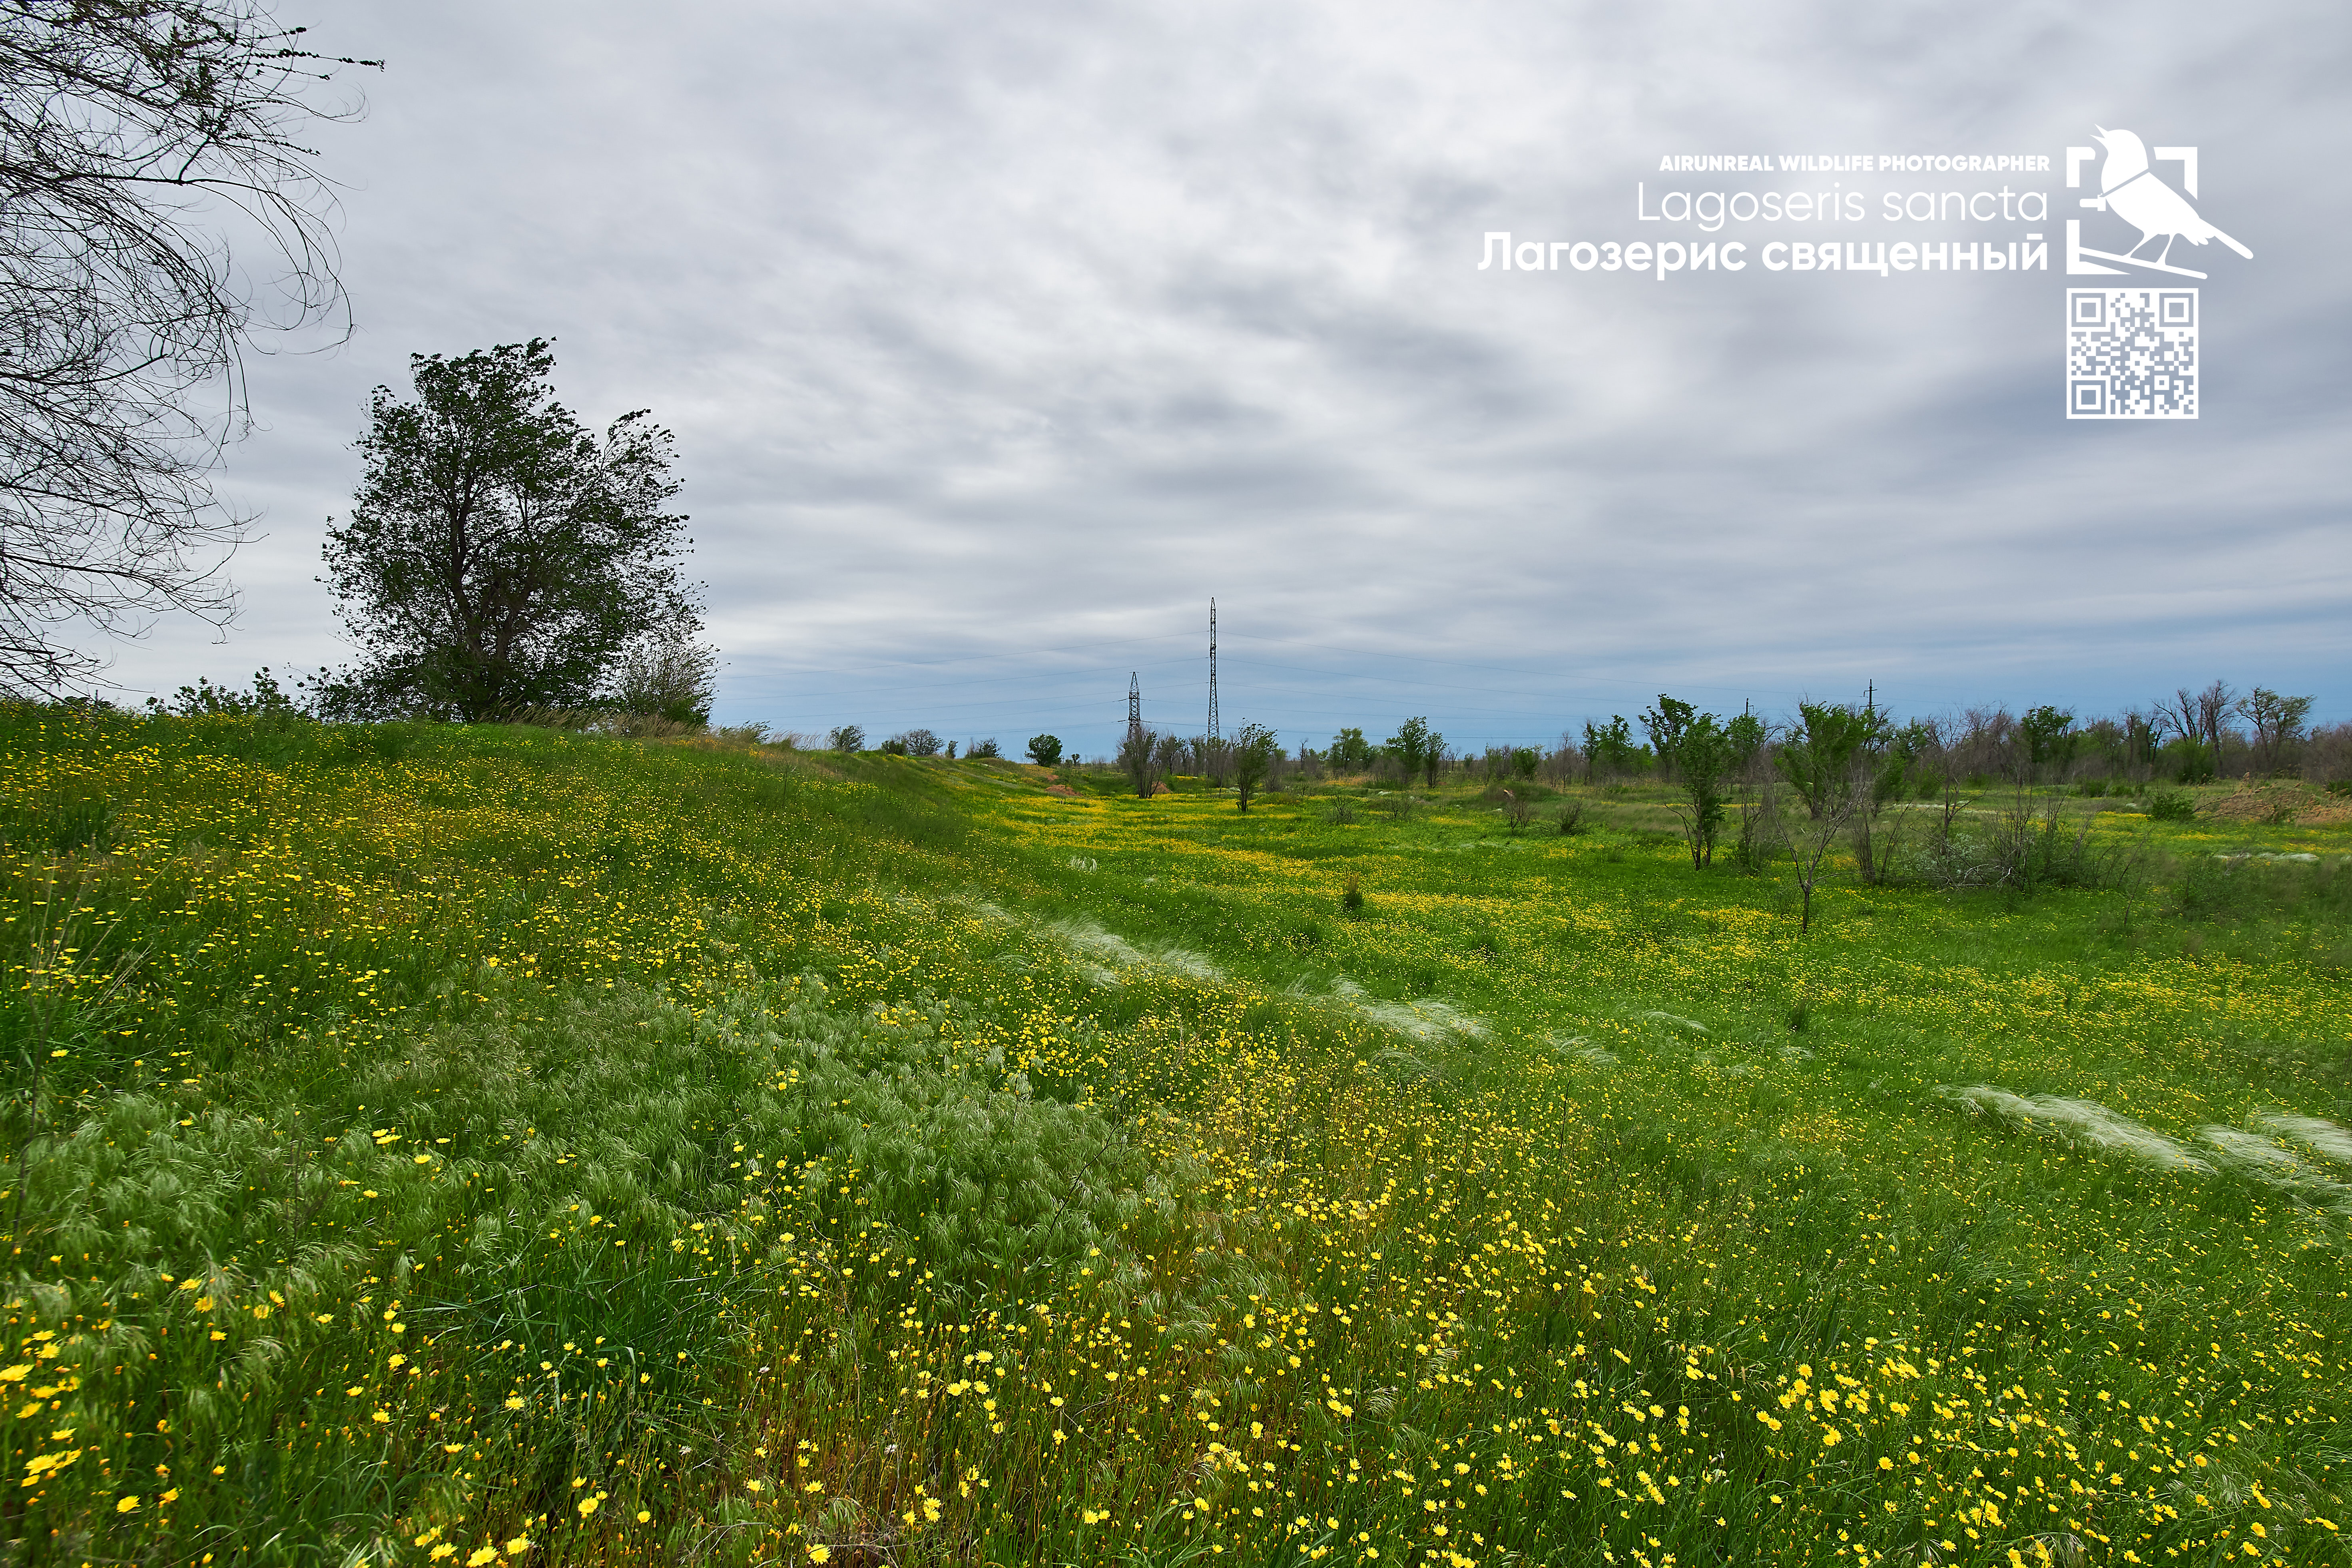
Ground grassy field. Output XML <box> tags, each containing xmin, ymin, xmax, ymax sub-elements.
<box><xmin>4</xmin><ymin>707</ymin><xmax>2350</xmax><ymax>1568</ymax></box>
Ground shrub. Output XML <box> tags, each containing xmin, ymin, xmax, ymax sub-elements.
<box><xmin>1730</xmin><ymin>801</ymin><xmax>1771</xmax><ymax>871</ymax></box>
<box><xmin>610</xmin><ymin>628</ymin><xmax>718</xmax><ymax>726</ymax></box>
<box><xmin>2076</xmin><ymin>778</ymin><xmax>2110</xmax><ymax>798</ymax></box>
<box><xmin>2008</xmin><ymin>813</ymin><xmax>2108</xmax><ymax>889</ymax></box>
<box><xmin>153</xmin><ymin>668</ymin><xmax>305</xmax><ymax>718</ymax></box>
<box><xmin>1027</xmin><ymin>734</ymin><xmax>1063</xmax><ymax>767</ymax></box>
<box><xmin>1556</xmin><ymin>801</ymin><xmax>1588</xmax><ymax>836</ymax></box>
<box><xmin>891</xmin><ymin>728</ymin><xmax>942</xmax><ymax>757</ymax></box>
<box><xmin>967</xmin><ymin>738</ymin><xmax>1001</xmax><ymax>759</ymax></box>
<box><xmin>2147</xmin><ymin>789</ymin><xmax>2197</xmax><ymax>821</ymax></box>
<box><xmin>828</xmin><ymin>724</ymin><xmax>865</xmax><ymax>753</ymax></box>
<box><xmin>2161</xmin><ymin>738</ymin><xmax>2215</xmax><ymax>784</ymax></box>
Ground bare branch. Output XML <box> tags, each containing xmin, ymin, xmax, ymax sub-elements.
<box><xmin>0</xmin><ymin>0</ymin><xmax>376</xmax><ymax>694</ymax></box>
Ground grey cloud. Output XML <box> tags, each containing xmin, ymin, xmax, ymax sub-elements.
<box><xmin>70</xmin><ymin>0</ymin><xmax>2351</xmax><ymax>752</ymax></box>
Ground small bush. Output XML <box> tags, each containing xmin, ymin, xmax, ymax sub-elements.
<box><xmin>1556</xmin><ymin>801</ymin><xmax>1588</xmax><ymax>836</ymax></box>
<box><xmin>967</xmin><ymin>738</ymin><xmax>1001</xmax><ymax>759</ymax></box>
<box><xmin>2148</xmin><ymin>790</ymin><xmax>2197</xmax><ymax>821</ymax></box>
<box><xmin>2076</xmin><ymin>778</ymin><xmax>2109</xmax><ymax>798</ymax></box>
<box><xmin>1730</xmin><ymin>802</ymin><xmax>1772</xmax><ymax>872</ymax></box>
<box><xmin>828</xmin><ymin>724</ymin><xmax>865</xmax><ymax>753</ymax></box>
<box><xmin>891</xmin><ymin>729</ymin><xmax>942</xmax><ymax>757</ymax></box>
<box><xmin>153</xmin><ymin>667</ymin><xmax>305</xmax><ymax>718</ymax></box>
<box><xmin>1326</xmin><ymin>799</ymin><xmax>1359</xmax><ymax>825</ymax></box>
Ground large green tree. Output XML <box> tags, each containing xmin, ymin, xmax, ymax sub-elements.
<box><xmin>1230</xmin><ymin>721</ymin><xmax>1279</xmax><ymax>811</ymax></box>
<box><xmin>2018</xmin><ymin>704</ymin><xmax>2077</xmax><ymax>780</ymax></box>
<box><xmin>2238</xmin><ymin>688</ymin><xmax>2312</xmax><ymax>776</ymax></box>
<box><xmin>1582</xmin><ymin>715</ymin><xmax>1645</xmax><ymax>778</ymax></box>
<box><xmin>1648</xmin><ymin>694</ymin><xmax>1733</xmax><ymax>869</ymax></box>
<box><xmin>1640</xmin><ymin>695</ymin><xmax>1697</xmax><ymax>778</ymax></box>
<box><xmin>1775</xmin><ymin>700</ymin><xmax>1885</xmax><ymax>819</ymax></box>
<box><xmin>1385</xmin><ymin>716</ymin><xmax>1444</xmax><ymax>787</ymax></box>
<box><xmin>1768</xmin><ymin>701</ymin><xmax>1889</xmax><ymax>930</ymax></box>
<box><xmin>320</xmin><ymin>340</ymin><xmax>701</xmax><ymax>720</ymax></box>
<box><xmin>1328</xmin><ymin>727</ymin><xmax>1375</xmax><ymax>771</ymax></box>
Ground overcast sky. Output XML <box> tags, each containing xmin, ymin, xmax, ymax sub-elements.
<box><xmin>82</xmin><ymin>0</ymin><xmax>2351</xmax><ymax>754</ymax></box>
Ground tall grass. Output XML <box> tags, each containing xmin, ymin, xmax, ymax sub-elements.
<box><xmin>4</xmin><ymin>707</ymin><xmax>2350</xmax><ymax>1566</ymax></box>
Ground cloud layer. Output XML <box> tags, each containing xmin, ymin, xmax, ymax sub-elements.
<box><xmin>81</xmin><ymin>0</ymin><xmax>2352</xmax><ymax>751</ymax></box>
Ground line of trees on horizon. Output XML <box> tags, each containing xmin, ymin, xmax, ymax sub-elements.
<box><xmin>1262</xmin><ymin>680</ymin><xmax>2337</xmax><ymax>794</ymax></box>
<box><xmin>78</xmin><ymin>676</ymin><xmax>2345</xmax><ymax>822</ymax></box>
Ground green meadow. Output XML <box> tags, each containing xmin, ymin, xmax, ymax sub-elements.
<box><xmin>4</xmin><ymin>706</ymin><xmax>2349</xmax><ymax>1568</ymax></box>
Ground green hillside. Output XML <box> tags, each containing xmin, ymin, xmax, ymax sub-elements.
<box><xmin>4</xmin><ymin>707</ymin><xmax>2348</xmax><ymax>1567</ymax></box>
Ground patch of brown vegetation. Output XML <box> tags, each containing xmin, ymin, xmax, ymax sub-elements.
<box><xmin>2205</xmin><ymin>781</ymin><xmax>2352</xmax><ymax>827</ymax></box>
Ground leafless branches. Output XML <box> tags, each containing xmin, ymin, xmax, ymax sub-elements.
<box><xmin>0</xmin><ymin>0</ymin><xmax>375</xmax><ymax>693</ymax></box>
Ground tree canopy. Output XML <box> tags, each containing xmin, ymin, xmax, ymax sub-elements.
<box><xmin>1230</xmin><ymin>721</ymin><xmax>1279</xmax><ymax>811</ymax></box>
<box><xmin>320</xmin><ymin>340</ymin><xmax>702</xmax><ymax>721</ymax></box>
<box><xmin>1775</xmin><ymin>700</ymin><xmax>1886</xmax><ymax>819</ymax></box>
<box><xmin>1647</xmin><ymin>694</ymin><xmax>1734</xmax><ymax>868</ymax></box>
<box><xmin>1385</xmin><ymin>716</ymin><xmax>1443</xmax><ymax>786</ymax></box>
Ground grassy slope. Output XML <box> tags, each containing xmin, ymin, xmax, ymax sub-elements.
<box><xmin>4</xmin><ymin>710</ymin><xmax>2349</xmax><ymax>1568</ymax></box>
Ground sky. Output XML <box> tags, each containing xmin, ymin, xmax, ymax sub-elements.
<box><xmin>68</xmin><ymin>0</ymin><xmax>2352</xmax><ymax>757</ymax></box>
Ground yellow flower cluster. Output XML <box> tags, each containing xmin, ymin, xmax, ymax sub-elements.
<box><xmin>1</xmin><ymin>714</ymin><xmax>2344</xmax><ymax>1566</ymax></box>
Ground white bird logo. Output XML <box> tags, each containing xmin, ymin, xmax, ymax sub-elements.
<box><xmin>2080</xmin><ymin>127</ymin><xmax>2251</xmax><ymax>271</ymax></box>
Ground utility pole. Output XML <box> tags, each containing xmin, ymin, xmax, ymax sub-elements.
<box><xmin>1206</xmin><ymin>599</ymin><xmax>1220</xmax><ymax>742</ymax></box>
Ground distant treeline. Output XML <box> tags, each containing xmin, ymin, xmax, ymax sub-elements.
<box><xmin>1062</xmin><ymin>681</ymin><xmax>2337</xmax><ymax>793</ymax></box>
<box><xmin>134</xmin><ymin>672</ymin><xmax>2339</xmax><ymax>793</ymax></box>
<box><xmin>703</xmin><ymin>683</ymin><xmax>2344</xmax><ymax>797</ymax></box>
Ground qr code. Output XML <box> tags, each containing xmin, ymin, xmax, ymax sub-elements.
<box><xmin>2066</xmin><ymin>289</ymin><xmax>2196</xmax><ymax>418</ymax></box>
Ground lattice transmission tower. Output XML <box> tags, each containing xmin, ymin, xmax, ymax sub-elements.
<box><xmin>1126</xmin><ymin>671</ymin><xmax>1144</xmax><ymax>753</ymax></box>
<box><xmin>1206</xmin><ymin>599</ymin><xmax>1220</xmax><ymax>741</ymax></box>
